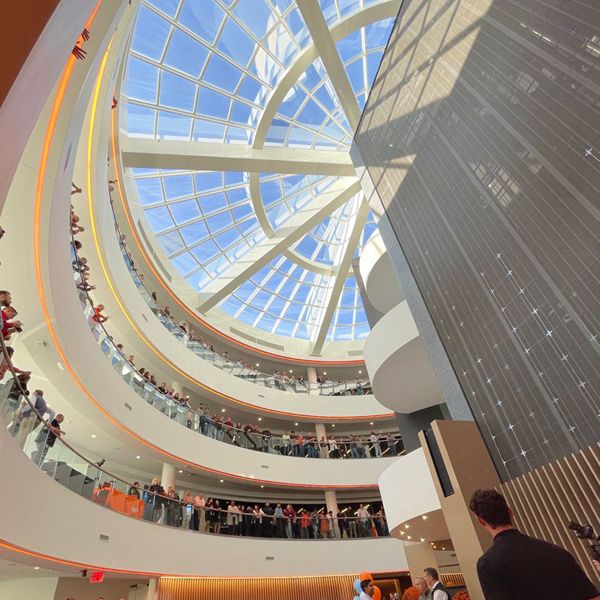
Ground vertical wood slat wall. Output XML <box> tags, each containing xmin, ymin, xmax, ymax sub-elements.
<box><xmin>157</xmin><ymin>574</ymin><xmax>356</xmax><ymax>600</ymax></box>
<box><xmin>498</xmin><ymin>444</ymin><xmax>600</xmax><ymax>585</ymax></box>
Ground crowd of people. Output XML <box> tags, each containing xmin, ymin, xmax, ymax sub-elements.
<box><xmin>69</xmin><ymin>198</ymin><xmax>402</xmax><ymax>460</ymax></box>
<box><xmin>101</xmin><ymin>479</ymin><xmax>388</xmax><ymax>540</ymax></box>
<box><xmin>112</xmin><ymin>218</ymin><xmax>369</xmax><ymax>397</ymax></box>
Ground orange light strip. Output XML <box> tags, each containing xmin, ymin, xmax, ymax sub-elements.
<box><xmin>109</xmin><ymin>95</ymin><xmax>363</xmax><ymax>366</ymax></box>
<box><xmin>29</xmin><ymin>32</ymin><xmax>374</xmax><ymax>489</ymax></box>
<box><xmin>0</xmin><ymin>538</ymin><xmax>397</xmax><ymax>579</ymax></box>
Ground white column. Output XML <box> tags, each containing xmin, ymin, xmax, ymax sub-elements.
<box><xmin>161</xmin><ymin>462</ymin><xmax>176</xmax><ymax>491</ymax></box>
<box><xmin>307</xmin><ymin>366</ymin><xmax>318</xmax><ymax>395</ymax></box>
<box><xmin>315</xmin><ymin>423</ymin><xmax>326</xmax><ymax>439</ymax></box>
<box><xmin>325</xmin><ymin>490</ymin><xmax>341</xmax><ymax>539</ymax></box>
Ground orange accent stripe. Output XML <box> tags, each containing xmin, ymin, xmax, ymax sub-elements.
<box><xmin>0</xmin><ymin>538</ymin><xmax>398</xmax><ymax>579</ymax></box>
<box><xmin>110</xmin><ymin>99</ymin><xmax>364</xmax><ymax>366</ymax></box>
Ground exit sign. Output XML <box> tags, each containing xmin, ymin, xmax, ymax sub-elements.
<box><xmin>90</xmin><ymin>571</ymin><xmax>105</xmax><ymax>583</ymax></box>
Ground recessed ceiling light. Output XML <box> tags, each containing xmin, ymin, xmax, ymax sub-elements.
<box><xmin>260</xmin><ymin>485</ymin><xmax>264</xmax><ymax>488</ymax></box>
<box><xmin>358</xmin><ymin>370</ymin><xmax>362</xmax><ymax>374</ymax></box>
<box><xmin>407</xmin><ymin>535</ymin><xmax>412</xmax><ymax>540</ymax></box>
<box><xmin>442</xmin><ymin>547</ymin><xmax>446</xmax><ymax>551</ymax></box>
<box><xmin>422</xmin><ymin>515</ymin><xmax>428</xmax><ymax>520</ymax></box>
<box><xmin>178</xmin><ymin>470</ymin><xmax>183</xmax><ymax>474</ymax></box>
<box><xmin>34</xmin><ymin>567</ymin><xmax>40</xmax><ymax>570</ymax></box>
<box><xmin>135</xmin><ymin>455</ymin><xmax>141</xmax><ymax>459</ymax></box>
<box><xmin>289</xmin><ymin>369</ymin><xmax>293</xmax><ymax>373</ymax></box>
<box><xmin>370</xmin><ymin>422</ymin><xmax>374</xmax><ymax>425</ymax></box>
<box><xmin>256</xmin><ymin>363</ymin><xmax>259</xmax><ymax>367</ymax></box>
<box><xmin>323</xmin><ymin>372</ymin><xmax>326</xmax><ymax>375</ymax></box>
<box><xmin>258</xmin><ymin>417</ymin><xmax>262</xmax><ymax>421</ymax></box>
<box><xmin>294</xmin><ymin>422</ymin><xmax>298</xmax><ymax>426</ymax></box>
<box><xmin>220</xmin><ymin>479</ymin><xmax>224</xmax><ymax>483</ymax></box>
<box><xmin>221</xmin><ymin>408</ymin><xmax>226</xmax><ymax>413</ymax></box>
<box><xmin>91</xmin><ymin>434</ymin><xmax>96</xmax><ymax>438</ymax></box>
<box><xmin>404</xmin><ymin>524</ymin><xmax>410</xmax><ymax>529</ymax></box>
<box><xmin>420</xmin><ymin>538</ymin><xmax>425</xmax><ymax>542</ymax></box>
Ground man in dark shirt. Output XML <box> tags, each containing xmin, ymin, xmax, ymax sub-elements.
<box><xmin>469</xmin><ymin>489</ymin><xmax>599</xmax><ymax>599</ymax></box>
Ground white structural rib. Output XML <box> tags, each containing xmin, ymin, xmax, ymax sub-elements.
<box><xmin>311</xmin><ymin>199</ymin><xmax>370</xmax><ymax>355</ymax></box>
<box><xmin>197</xmin><ymin>178</ymin><xmax>362</xmax><ymax>313</ymax></box>
<box><xmin>296</xmin><ymin>0</ymin><xmax>362</xmax><ymax>131</ymax></box>
<box><xmin>121</xmin><ymin>138</ymin><xmax>355</xmax><ymax>176</ymax></box>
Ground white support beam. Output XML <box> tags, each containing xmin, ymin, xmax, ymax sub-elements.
<box><xmin>296</xmin><ymin>0</ymin><xmax>362</xmax><ymax>131</ymax></box>
<box><xmin>197</xmin><ymin>178</ymin><xmax>362</xmax><ymax>312</ymax></box>
<box><xmin>253</xmin><ymin>0</ymin><xmax>402</xmax><ymax>148</ymax></box>
<box><xmin>310</xmin><ymin>199</ymin><xmax>370</xmax><ymax>355</ymax></box>
<box><xmin>121</xmin><ymin>138</ymin><xmax>356</xmax><ymax>176</ymax></box>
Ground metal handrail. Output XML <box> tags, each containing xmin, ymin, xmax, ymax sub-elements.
<box><xmin>72</xmin><ymin>242</ymin><xmax>402</xmax><ymax>459</ymax></box>
<box><xmin>1</xmin><ymin>333</ymin><xmax>389</xmax><ymax>537</ymax></box>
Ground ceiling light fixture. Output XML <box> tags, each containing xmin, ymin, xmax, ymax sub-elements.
<box><xmin>370</xmin><ymin>422</ymin><xmax>374</xmax><ymax>425</ymax></box>
<box><xmin>178</xmin><ymin>469</ymin><xmax>183</xmax><ymax>474</ymax></box>
<box><xmin>258</xmin><ymin>417</ymin><xmax>262</xmax><ymax>421</ymax></box>
<box><xmin>91</xmin><ymin>434</ymin><xmax>96</xmax><ymax>438</ymax></box>
<box><xmin>294</xmin><ymin>422</ymin><xmax>298</xmax><ymax>426</ymax></box>
<box><xmin>135</xmin><ymin>455</ymin><xmax>141</xmax><ymax>459</ymax></box>
<box><xmin>221</xmin><ymin>408</ymin><xmax>226</xmax><ymax>413</ymax></box>
<box><xmin>220</xmin><ymin>479</ymin><xmax>224</xmax><ymax>483</ymax></box>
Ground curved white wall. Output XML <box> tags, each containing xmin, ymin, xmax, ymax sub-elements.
<box><xmin>360</xmin><ymin>231</ymin><xmax>404</xmax><ymax>313</ymax></box>
<box><xmin>0</xmin><ymin>425</ymin><xmax>407</xmax><ymax>577</ymax></box>
<box><xmin>378</xmin><ymin>449</ymin><xmax>440</xmax><ymax>535</ymax></box>
<box><xmin>365</xmin><ymin>302</ymin><xmax>443</xmax><ymax>413</ymax></box>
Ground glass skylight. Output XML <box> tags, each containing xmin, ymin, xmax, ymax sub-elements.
<box><xmin>122</xmin><ymin>0</ymin><xmax>396</xmax><ymax>347</ymax></box>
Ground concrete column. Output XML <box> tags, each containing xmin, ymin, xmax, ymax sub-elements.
<box><xmin>315</xmin><ymin>423</ymin><xmax>326</xmax><ymax>439</ymax></box>
<box><xmin>419</xmin><ymin>420</ymin><xmax>501</xmax><ymax>600</ymax></box>
<box><xmin>161</xmin><ymin>462</ymin><xmax>176</xmax><ymax>491</ymax></box>
<box><xmin>307</xmin><ymin>366</ymin><xmax>318</xmax><ymax>395</ymax></box>
<box><xmin>404</xmin><ymin>542</ymin><xmax>438</xmax><ymax>583</ymax></box>
<box><xmin>325</xmin><ymin>490</ymin><xmax>341</xmax><ymax>539</ymax></box>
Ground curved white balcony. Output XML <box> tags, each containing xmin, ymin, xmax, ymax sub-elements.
<box><xmin>359</xmin><ymin>230</ymin><xmax>404</xmax><ymax>313</ymax></box>
<box><xmin>0</xmin><ymin>422</ymin><xmax>408</xmax><ymax>577</ymax></box>
<box><xmin>378</xmin><ymin>449</ymin><xmax>448</xmax><ymax>541</ymax></box>
<box><xmin>364</xmin><ymin>302</ymin><xmax>443</xmax><ymax>413</ymax></box>
<box><xmin>80</xmin><ymin>192</ymin><xmax>391</xmax><ymax>420</ymax></box>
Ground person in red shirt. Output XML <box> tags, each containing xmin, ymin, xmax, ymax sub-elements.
<box><xmin>299</xmin><ymin>510</ymin><xmax>311</xmax><ymax>538</ymax></box>
<box><xmin>92</xmin><ymin>304</ymin><xmax>109</xmax><ymax>323</ymax></box>
<box><xmin>1</xmin><ymin>306</ymin><xmax>22</xmax><ymax>340</ymax></box>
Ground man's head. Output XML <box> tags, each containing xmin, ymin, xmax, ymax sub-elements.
<box><xmin>361</xmin><ymin>579</ymin><xmax>374</xmax><ymax>596</ymax></box>
<box><xmin>55</xmin><ymin>414</ymin><xmax>64</xmax><ymax>424</ymax></box>
<box><xmin>0</xmin><ymin>290</ymin><xmax>11</xmax><ymax>307</ymax></box>
<box><xmin>469</xmin><ymin>489</ymin><xmax>513</xmax><ymax>534</ymax></box>
<box><xmin>34</xmin><ymin>389</ymin><xmax>43</xmax><ymax>397</ymax></box>
<box><xmin>423</xmin><ymin>567</ymin><xmax>439</xmax><ymax>588</ymax></box>
<box><xmin>414</xmin><ymin>577</ymin><xmax>428</xmax><ymax>595</ymax></box>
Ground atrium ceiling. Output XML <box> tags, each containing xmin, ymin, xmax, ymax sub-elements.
<box><xmin>120</xmin><ymin>0</ymin><xmax>399</xmax><ymax>355</ymax></box>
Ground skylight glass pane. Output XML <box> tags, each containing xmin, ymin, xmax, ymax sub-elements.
<box><xmin>122</xmin><ymin>4</ymin><xmax>392</xmax><ymax>346</ymax></box>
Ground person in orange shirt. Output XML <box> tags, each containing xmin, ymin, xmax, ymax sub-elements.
<box><xmin>299</xmin><ymin>510</ymin><xmax>311</xmax><ymax>538</ymax></box>
<box><xmin>319</xmin><ymin>512</ymin><xmax>330</xmax><ymax>539</ymax></box>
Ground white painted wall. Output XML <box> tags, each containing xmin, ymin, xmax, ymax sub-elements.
<box><xmin>365</xmin><ymin>302</ymin><xmax>443</xmax><ymax>413</ymax></box>
<box><xmin>378</xmin><ymin>449</ymin><xmax>440</xmax><ymax>533</ymax></box>
<box><xmin>360</xmin><ymin>231</ymin><xmax>404</xmax><ymax>313</ymax></box>
<box><xmin>0</xmin><ymin>425</ymin><xmax>409</xmax><ymax>577</ymax></box>
<box><xmin>0</xmin><ymin>577</ymin><xmax>58</xmax><ymax>600</ymax></box>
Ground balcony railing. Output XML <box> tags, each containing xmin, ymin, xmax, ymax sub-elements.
<box><xmin>108</xmin><ymin>202</ymin><xmax>369</xmax><ymax>397</ymax></box>
<box><xmin>0</xmin><ymin>334</ymin><xmax>389</xmax><ymax>540</ymax></box>
<box><xmin>72</xmin><ymin>243</ymin><xmax>403</xmax><ymax>460</ymax></box>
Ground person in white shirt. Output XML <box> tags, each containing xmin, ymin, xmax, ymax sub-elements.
<box><xmin>424</xmin><ymin>567</ymin><xmax>449</xmax><ymax>600</ymax></box>
<box><xmin>356</xmin><ymin>504</ymin><xmax>371</xmax><ymax>537</ymax></box>
<box><xmin>360</xmin><ymin>579</ymin><xmax>374</xmax><ymax>599</ymax></box>
<box><xmin>369</xmin><ymin>431</ymin><xmax>382</xmax><ymax>457</ymax></box>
